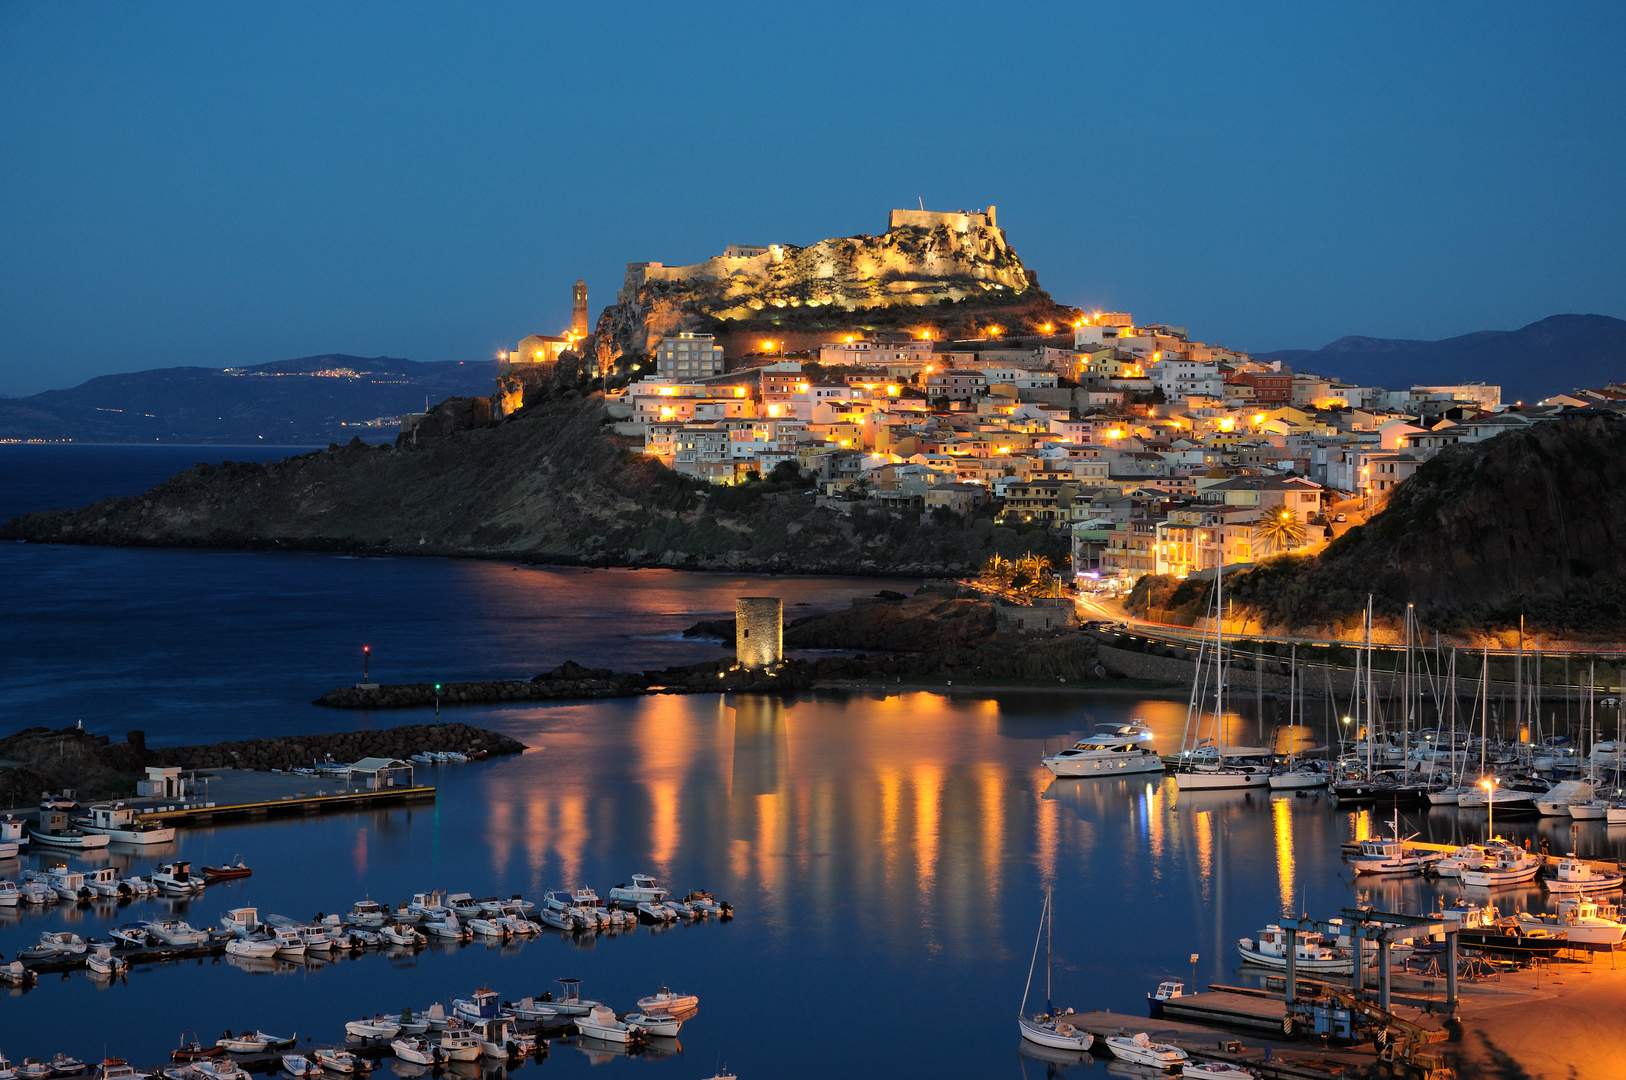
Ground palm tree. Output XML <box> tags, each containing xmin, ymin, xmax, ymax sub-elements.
<box><xmin>1252</xmin><ymin>508</ymin><xmax>1306</xmax><ymax>557</ymax></box>
<box><xmin>983</xmin><ymin>553</ymin><xmax>1014</xmax><ymax>589</ymax></box>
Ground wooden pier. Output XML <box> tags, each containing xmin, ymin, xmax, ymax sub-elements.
<box><xmin>133</xmin><ymin>784</ymin><xmax>437</xmax><ymax>827</ymax></box>
<box><xmin>1065</xmin><ymin>1007</ymin><xmax>1376</xmax><ymax>1078</ymax></box>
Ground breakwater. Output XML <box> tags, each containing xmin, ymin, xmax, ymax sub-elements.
<box><xmin>149</xmin><ymin>721</ymin><xmax>525</xmax><ymax>771</ymax></box>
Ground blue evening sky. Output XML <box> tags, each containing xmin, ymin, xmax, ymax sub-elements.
<box><xmin>2</xmin><ymin>2</ymin><xmax>1622</xmax><ymax>395</ymax></box>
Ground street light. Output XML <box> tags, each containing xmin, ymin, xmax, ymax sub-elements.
<box><xmin>1482</xmin><ymin>777</ymin><xmax>1498</xmax><ymax>840</ymax></box>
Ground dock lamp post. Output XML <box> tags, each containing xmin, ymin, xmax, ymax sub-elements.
<box><xmin>1482</xmin><ymin>777</ymin><xmax>1498</xmax><ymax>840</ymax></box>
<box><xmin>434</xmin><ymin>684</ymin><xmax>442</xmax><ymax>725</ymax></box>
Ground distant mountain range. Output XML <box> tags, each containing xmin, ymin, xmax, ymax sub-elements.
<box><xmin>1256</xmin><ymin>314</ymin><xmax>1626</xmax><ymax>404</ymax></box>
<box><xmin>0</xmin><ymin>355</ymin><xmax>497</xmax><ymax>444</ymax></box>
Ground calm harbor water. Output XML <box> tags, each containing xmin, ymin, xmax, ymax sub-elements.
<box><xmin>3</xmin><ymin>446</ymin><xmax>1625</xmax><ymax>1077</ymax></box>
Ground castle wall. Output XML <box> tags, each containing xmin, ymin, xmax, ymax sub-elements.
<box><xmin>735</xmin><ymin>597</ymin><xmax>783</xmax><ymax>668</ymax></box>
<box><xmin>888</xmin><ymin>206</ymin><xmax>997</xmax><ymax>233</ymax></box>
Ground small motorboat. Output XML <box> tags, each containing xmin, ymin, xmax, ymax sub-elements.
<box><xmin>573</xmin><ymin>1006</ymin><xmax>645</xmax><ymax>1047</ymax></box>
<box><xmin>379</xmin><ymin>924</ymin><xmax>424</xmax><ymax>948</ymax></box>
<box><xmin>607</xmin><ymin>874</ymin><xmax>669</xmax><ymax>907</ymax></box>
<box><xmin>224</xmin><ymin>938</ymin><xmax>278</xmax><ymax>959</ymax></box>
<box><xmin>85</xmin><ymin>944</ymin><xmax>128</xmax><ymax>977</ymax></box>
<box><xmin>143</xmin><ymin>920</ymin><xmax>209</xmax><ymax>947</ymax></box>
<box><xmin>547</xmin><ymin>979</ymin><xmax>600</xmax><ymax>1017</ymax></box>
<box><xmin>636</xmin><ymin>901</ymin><xmax>675</xmax><ymax>923</ymax></box>
<box><xmin>536</xmin><ymin>907</ymin><xmax>574</xmax><ymax>931</ymax></box>
<box><xmin>683</xmin><ymin>890</ymin><xmax>729</xmax><ymax>917</ymax></box>
<box><xmin>463</xmin><ymin>1018</ymin><xmax>534</xmax><ymax>1059</ymax></box>
<box><xmin>0</xmin><ymin>880</ymin><xmax>19</xmax><ymax>907</ymax></box>
<box><xmin>417</xmin><ymin>1004</ymin><xmax>449</xmax><ymax>1032</ymax></box>
<box><xmin>38</xmin><ymin>932</ymin><xmax>89</xmax><ymax>956</ymax></box>
<box><xmin>452</xmin><ymin>989</ymin><xmax>502</xmax><ymax>1024</ymax></box>
<box><xmin>150</xmin><ymin>863</ymin><xmax>204</xmax><ymax>895</ymax></box>
<box><xmin>622</xmin><ymin>1012</ymin><xmax>682</xmax><ymax>1038</ymax></box>
<box><xmin>395</xmin><ymin>1011</ymin><xmax>429</xmax><ymax>1037</ymax></box>
<box><xmin>189</xmin><ymin>1062</ymin><xmax>246</xmax><ymax>1080</ymax></box>
<box><xmin>49</xmin><ymin>1056</ymin><xmax>88</xmax><ymax>1077</ymax></box>
<box><xmin>467</xmin><ymin>918</ymin><xmax>509</xmax><ymax>939</ymax></box>
<box><xmin>1148</xmin><ymin>979</ymin><xmax>1185</xmax><ymax>1017</ymax></box>
<box><xmin>212</xmin><ymin>1033</ymin><xmax>269</xmax><ymax>1055</ymax></box>
<box><xmin>110</xmin><ymin>926</ymin><xmax>151</xmax><ymax>949</ymax></box>
<box><xmin>1461</xmin><ymin>848</ymin><xmax>1544</xmax><ymax>888</ymax></box>
<box><xmin>343</xmin><ymin>1016</ymin><xmax>401</xmax><ymax>1040</ymax></box>
<box><xmin>169</xmin><ymin>1034</ymin><xmax>222</xmax><ymax>1063</ymax></box>
<box><xmin>434</xmin><ymin>1033</ymin><xmax>480</xmax><ymax>1063</ymax></box>
<box><xmin>311</xmin><ymin>1050</ymin><xmax>368</xmax><ymax>1074</ymax></box>
<box><xmin>501</xmin><ymin>997</ymin><xmax>559</xmax><ymax>1022</ymax></box>
<box><xmin>387</xmin><ymin>1041</ymin><xmax>435</xmax><ymax>1067</ymax></box>
<box><xmin>0</xmin><ymin>960</ymin><xmax>37</xmax><ymax>986</ymax></box>
<box><xmin>635</xmin><ymin>986</ymin><xmax>698</xmax><ymax>1016</ymax></box>
<box><xmin>1182</xmin><ymin>1063</ymin><xmax>1257</xmax><ymax>1079</ymax></box>
<box><xmin>661</xmin><ymin>899</ymin><xmax>698</xmax><ymax>921</ymax></box>
<box><xmin>280</xmin><ymin>1057</ymin><xmax>319</xmax><ymax>1079</ymax></box>
<box><xmin>94</xmin><ymin>1059</ymin><xmax>145</xmax><ymax>1080</ymax></box>
<box><xmin>1104</xmin><ymin>1033</ymin><xmax>1189</xmax><ymax>1070</ymax></box>
<box><xmin>17</xmin><ymin>1062</ymin><xmax>52</xmax><ymax>1080</ymax></box>
<box><xmin>348</xmin><ymin>900</ymin><xmax>385</xmax><ymax>928</ymax></box>
<box><xmin>202</xmin><ymin>857</ymin><xmax>252</xmax><ymax>880</ymax></box>
<box><xmin>248</xmin><ymin>1034</ymin><xmax>294</xmax><ymax>1052</ymax></box>
<box><xmin>1237</xmin><ymin>925</ymin><xmax>1353</xmax><ymax>973</ymax></box>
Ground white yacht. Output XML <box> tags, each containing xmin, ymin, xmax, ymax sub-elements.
<box><xmin>73</xmin><ymin>804</ymin><xmax>176</xmax><ymax>845</ymax></box>
<box><xmin>1104</xmin><ymin>1033</ymin><xmax>1189</xmax><ymax>1069</ymax></box>
<box><xmin>1042</xmin><ymin>722</ymin><xmax>1164</xmax><ymax>777</ymax></box>
<box><xmin>1237</xmin><ymin>925</ymin><xmax>1353</xmax><ymax>973</ymax></box>
<box><xmin>1535</xmin><ymin>780</ymin><xmax>1594</xmax><ymax>817</ymax></box>
<box><xmin>1460</xmin><ymin>848</ymin><xmax>1543</xmax><ymax>887</ymax></box>
<box><xmin>607</xmin><ymin>874</ymin><xmax>668</xmax><ymax>906</ymax></box>
<box><xmin>1517</xmin><ymin>898</ymin><xmax>1626</xmax><ymax>947</ymax></box>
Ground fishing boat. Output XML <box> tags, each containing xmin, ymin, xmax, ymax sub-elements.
<box><xmin>573</xmin><ymin>1006</ymin><xmax>645</xmax><ymax>1047</ymax></box>
<box><xmin>1542</xmin><ymin>855</ymin><xmax>1625</xmax><ymax>893</ymax></box>
<box><xmin>279</xmin><ymin>1057</ymin><xmax>319</xmax><ymax>1078</ymax></box>
<box><xmin>1460</xmin><ymin>848</ymin><xmax>1543</xmax><ymax>887</ymax></box>
<box><xmin>1516</xmin><ymin>899</ymin><xmax>1626</xmax><ymax>949</ymax></box>
<box><xmin>170</xmin><ymin>1034</ymin><xmax>223</xmax><ymax>1063</ymax></box>
<box><xmin>463</xmin><ymin>1017</ymin><xmax>535</xmax><ymax>1058</ymax></box>
<box><xmin>201</xmin><ymin>857</ymin><xmax>251</xmax><ymax>880</ymax></box>
<box><xmin>28</xmin><ymin>812</ymin><xmax>110</xmax><ymax>850</ymax></box>
<box><xmin>1042</xmin><ymin>721</ymin><xmax>1165</xmax><ymax>777</ymax></box>
<box><xmin>607</xmin><ymin>874</ymin><xmax>668</xmax><ymax>906</ymax></box>
<box><xmin>1237</xmin><ymin>925</ymin><xmax>1353</xmax><ymax>972</ymax></box>
<box><xmin>548</xmin><ymin>979</ymin><xmax>601</xmax><ymax>1017</ymax></box>
<box><xmin>348</xmin><ymin>899</ymin><xmax>385</xmax><ymax>927</ymax></box>
<box><xmin>0</xmin><ymin>880</ymin><xmax>18</xmax><ymax>907</ymax></box>
<box><xmin>48</xmin><ymin>1056</ymin><xmax>87</xmax><ymax>1077</ymax></box>
<box><xmin>15</xmin><ymin>1062</ymin><xmax>50</xmax><ymax>1080</ymax></box>
<box><xmin>637</xmin><ymin>986</ymin><xmax>699</xmax><ymax>1015</ymax></box>
<box><xmin>380</xmin><ymin>924</ymin><xmax>424</xmax><ymax>948</ymax></box>
<box><xmin>1147</xmin><ymin>980</ymin><xmax>1184</xmax><ymax>1018</ymax></box>
<box><xmin>1348</xmin><ymin>813</ymin><xmax>1442</xmax><ymax>875</ymax></box>
<box><xmin>435</xmin><ymin>1033</ymin><xmax>480</xmax><ymax>1063</ymax></box>
<box><xmin>1104</xmin><ymin>1033</ymin><xmax>1189</xmax><ymax>1070</ymax></box>
<box><xmin>452</xmin><ymin>988</ymin><xmax>502</xmax><ymax>1024</ymax></box>
<box><xmin>43</xmin><ymin>865</ymin><xmax>90</xmax><ymax>902</ymax></box>
<box><xmin>212</xmin><ymin>1033</ymin><xmax>269</xmax><ymax>1055</ymax></box>
<box><xmin>73</xmin><ymin>804</ymin><xmax>176</xmax><ymax>845</ymax></box>
<box><xmin>94</xmin><ymin>1059</ymin><xmax>145</xmax><ymax>1080</ymax></box>
<box><xmin>85</xmin><ymin>868</ymin><xmax>129</xmax><ymax>899</ymax></box>
<box><xmin>1017</xmin><ymin>891</ymin><xmax>1093</xmax><ymax>1051</ymax></box>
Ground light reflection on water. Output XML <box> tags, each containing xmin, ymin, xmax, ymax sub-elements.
<box><xmin>3</xmin><ymin>690</ymin><xmax>1618</xmax><ymax>1078</ymax></box>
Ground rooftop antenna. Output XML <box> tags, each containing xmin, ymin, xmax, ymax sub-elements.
<box><xmin>918</xmin><ymin>196</ymin><xmax>924</xmax><ymax>210</ymax></box>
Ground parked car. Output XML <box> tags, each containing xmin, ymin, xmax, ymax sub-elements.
<box><xmin>1334</xmin><ymin>513</ymin><xmax>1347</xmax><ymax>522</ymax></box>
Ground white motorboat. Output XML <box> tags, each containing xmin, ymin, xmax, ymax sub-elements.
<box><xmin>93</xmin><ymin>1059</ymin><xmax>144</xmax><ymax>1080</ymax></box>
<box><xmin>418</xmin><ymin>1004</ymin><xmax>450</xmax><ymax>1031</ymax></box>
<box><xmin>1042</xmin><ymin>722</ymin><xmax>1165</xmax><ymax>777</ymax></box>
<box><xmin>1542</xmin><ymin>855</ymin><xmax>1625</xmax><ymax>893</ymax></box>
<box><xmin>683</xmin><ymin>890</ymin><xmax>730</xmax><ymax>917</ymax></box>
<box><xmin>85</xmin><ymin>944</ymin><xmax>127</xmax><ymax>976</ymax></box>
<box><xmin>636</xmin><ymin>986</ymin><xmax>699</xmax><ymax>1015</ymax></box>
<box><xmin>1105</xmin><ymin>1032</ymin><xmax>1189</xmax><ymax>1070</ymax></box>
<box><xmin>189</xmin><ymin>1061</ymin><xmax>246</xmax><ymax>1080</ymax></box>
<box><xmin>143</xmin><ymin>920</ymin><xmax>209</xmax><ymax>947</ymax></box>
<box><xmin>435</xmin><ymin>1033</ymin><xmax>480</xmax><ymax>1063</ymax></box>
<box><xmin>573</xmin><ymin>1006</ymin><xmax>645</xmax><ymax>1047</ymax></box>
<box><xmin>0</xmin><ymin>959</ymin><xmax>36</xmax><ymax>985</ymax></box>
<box><xmin>1535</xmin><ymin>781</ymin><xmax>1595</xmax><ymax>817</ymax></box>
<box><xmin>17</xmin><ymin>879</ymin><xmax>54</xmax><ymax>905</ymax></box>
<box><xmin>37</xmin><ymin>931</ymin><xmax>89</xmax><ymax>955</ymax></box>
<box><xmin>1175</xmin><ymin>757</ymin><xmax>1272</xmax><ymax>791</ymax></box>
<box><xmin>607</xmin><ymin>874</ymin><xmax>668</xmax><ymax>906</ymax></box>
<box><xmin>1018</xmin><ymin>891</ymin><xmax>1093</xmax><ymax>1051</ymax></box>
<box><xmin>0</xmin><ymin>816</ymin><xmax>27</xmax><ymax>855</ymax></box>
<box><xmin>150</xmin><ymin>862</ymin><xmax>204</xmax><ymax>895</ymax></box>
<box><xmin>445</xmin><ymin>893</ymin><xmax>482</xmax><ymax>917</ymax></box>
<box><xmin>225</xmin><ymin>936</ymin><xmax>278</xmax><ymax>958</ymax></box>
<box><xmin>623</xmin><ymin>1011</ymin><xmax>682</xmax><ymax>1038</ymax></box>
<box><xmin>1427</xmin><ymin>786</ymin><xmax>1465</xmax><ymax>805</ymax></box>
<box><xmin>407</xmin><ymin>892</ymin><xmax>448</xmax><ymax>919</ymax></box>
<box><xmin>73</xmin><ymin>804</ymin><xmax>177</xmax><ymax>845</ymax></box>
<box><xmin>497</xmin><ymin>911</ymin><xmax>539</xmax><ymax>936</ymax></box>
<box><xmin>468</xmin><ymin>918</ymin><xmax>509</xmax><ymax>939</ymax></box>
<box><xmin>48</xmin><ymin>1058</ymin><xmax>87</xmax><ymax>1079</ymax></box>
<box><xmin>537</xmin><ymin>907</ymin><xmax>575</xmax><ymax>931</ymax></box>
<box><xmin>1431</xmin><ymin>843</ymin><xmax>1496</xmax><ymax>879</ymax></box>
<box><xmin>121</xmin><ymin>877</ymin><xmax>156</xmax><ymax>897</ymax></box>
<box><xmin>1517</xmin><ymin>898</ymin><xmax>1626</xmax><ymax>947</ymax></box>
<box><xmin>1268</xmin><ymin>763</ymin><xmax>1330</xmax><ymax>790</ymax></box>
<box><xmin>1567</xmin><ymin>800</ymin><xmax>1608</xmax><ymax>820</ymax></box>
<box><xmin>348</xmin><ymin>900</ymin><xmax>386</xmax><ymax>928</ymax></box>
<box><xmin>0</xmin><ymin>879</ymin><xmax>18</xmax><ymax>907</ymax></box>
<box><xmin>1348</xmin><ymin>813</ymin><xmax>1442</xmax><ymax>875</ymax></box>
<box><xmin>388</xmin><ymin>1040</ymin><xmax>435</xmax><ymax>1067</ymax></box>
<box><xmin>311</xmin><ymin>1050</ymin><xmax>363</xmax><ymax>1074</ymax></box>
<box><xmin>279</xmin><ymin>1057</ymin><xmax>319</xmax><ymax>1078</ymax></box>
<box><xmin>1182</xmin><ymin>1064</ymin><xmax>1257</xmax><ymax>1079</ymax></box>
<box><xmin>380</xmin><ymin>924</ymin><xmax>424</xmax><ymax>948</ymax></box>
<box><xmin>548</xmin><ymin>979</ymin><xmax>601</xmax><ymax>1017</ymax></box>
<box><xmin>343</xmin><ymin>1015</ymin><xmax>401</xmax><ymax>1039</ymax></box>
<box><xmin>16</xmin><ymin>1062</ymin><xmax>51</xmax><ymax>1080</ymax></box>
<box><xmin>419</xmin><ymin>911</ymin><xmax>468</xmax><ymax>940</ymax></box>
<box><xmin>1460</xmin><ymin>848</ymin><xmax>1543</xmax><ymax>887</ymax></box>
<box><xmin>1237</xmin><ymin>925</ymin><xmax>1353</xmax><ymax>972</ymax></box>
<box><xmin>501</xmin><ymin>997</ymin><xmax>559</xmax><ymax>1022</ymax></box>
<box><xmin>636</xmin><ymin>901</ymin><xmax>676</xmax><ymax>924</ymax></box>
<box><xmin>43</xmin><ymin>865</ymin><xmax>89</xmax><ymax>902</ymax></box>
<box><xmin>213</xmin><ymin>1033</ymin><xmax>269</xmax><ymax>1054</ymax></box>
<box><xmin>108</xmin><ymin>925</ymin><xmax>149</xmax><ymax>949</ymax></box>
<box><xmin>662</xmin><ymin>898</ymin><xmax>699</xmax><ymax>921</ymax></box>
<box><xmin>1608</xmin><ymin>802</ymin><xmax>1626</xmax><ymax>826</ymax></box>
<box><xmin>264</xmin><ymin>915</ymin><xmax>332</xmax><ymax>952</ymax></box>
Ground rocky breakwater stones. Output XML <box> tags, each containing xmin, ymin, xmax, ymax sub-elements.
<box><xmin>150</xmin><ymin>722</ymin><xmax>525</xmax><ymax>772</ymax></box>
<box><xmin>316</xmin><ymin>658</ymin><xmax>819</xmax><ymax>710</ymax></box>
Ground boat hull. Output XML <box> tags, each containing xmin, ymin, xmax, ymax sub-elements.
<box><xmin>1044</xmin><ymin>753</ymin><xmax>1166</xmax><ymax>778</ymax></box>
<box><xmin>1236</xmin><ymin>945</ymin><xmax>1353</xmax><ymax>973</ymax></box>
<box><xmin>1017</xmin><ymin>1015</ymin><xmax>1093</xmax><ymax>1051</ymax></box>
<box><xmin>1176</xmin><ymin>771</ymin><xmax>1268</xmax><ymax>791</ymax></box>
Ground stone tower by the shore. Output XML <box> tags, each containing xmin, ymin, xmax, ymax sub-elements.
<box><xmin>571</xmin><ymin>279</ymin><xmax>589</xmax><ymax>337</ymax></box>
<box><xmin>735</xmin><ymin>597</ymin><xmax>783</xmax><ymax>669</ymax></box>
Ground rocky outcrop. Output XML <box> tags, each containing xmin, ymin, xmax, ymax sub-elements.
<box><xmin>1133</xmin><ymin>415</ymin><xmax>1626</xmax><ymax>640</ymax></box>
<box><xmin>0</xmin><ymin>391</ymin><xmax>1067</xmax><ymax>575</ymax></box>
<box><xmin>686</xmin><ymin>585</ymin><xmax>999</xmax><ymax>652</ymax></box>
<box><xmin>594</xmin><ymin>213</ymin><xmax>1072</xmax><ymax>371</ymax></box>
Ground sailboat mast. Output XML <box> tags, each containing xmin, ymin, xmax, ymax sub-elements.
<box><xmin>1480</xmin><ymin>645</ymin><xmax>1489</xmax><ymax>779</ymax></box>
<box><xmin>1046</xmin><ymin>886</ymin><xmax>1053</xmax><ymax>1013</ymax></box>
<box><xmin>1588</xmin><ymin>661</ymin><xmax>1596</xmax><ymax>785</ymax></box>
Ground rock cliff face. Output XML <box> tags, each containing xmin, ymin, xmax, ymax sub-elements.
<box><xmin>594</xmin><ymin>213</ymin><xmax>1052</xmax><ymax>369</ymax></box>
<box><xmin>1141</xmin><ymin>415</ymin><xmax>1626</xmax><ymax>640</ymax></box>
<box><xmin>0</xmin><ymin>390</ymin><xmax>1066</xmax><ymax>575</ymax></box>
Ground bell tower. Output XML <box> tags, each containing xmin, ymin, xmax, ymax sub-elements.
<box><xmin>571</xmin><ymin>279</ymin><xmax>589</xmax><ymax>337</ymax></box>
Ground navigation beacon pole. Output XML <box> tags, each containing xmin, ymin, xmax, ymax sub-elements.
<box><xmin>434</xmin><ymin>683</ymin><xmax>442</xmax><ymax>725</ymax></box>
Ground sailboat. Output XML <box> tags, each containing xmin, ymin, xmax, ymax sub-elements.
<box><xmin>1017</xmin><ymin>891</ymin><xmax>1092</xmax><ymax>1051</ymax></box>
<box><xmin>1270</xmin><ymin>644</ymin><xmax>1329</xmax><ymax>790</ymax></box>
<box><xmin>1174</xmin><ymin>567</ymin><xmax>1269</xmax><ymax>791</ymax></box>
